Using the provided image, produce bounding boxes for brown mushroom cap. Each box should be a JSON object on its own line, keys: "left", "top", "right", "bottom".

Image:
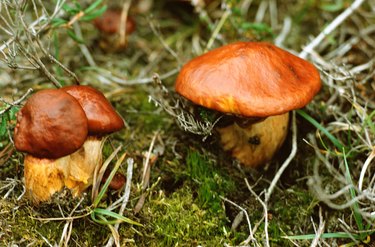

{"left": 175, "top": 42, "right": 321, "bottom": 118}
{"left": 93, "top": 9, "right": 136, "bottom": 35}
{"left": 102, "top": 170, "right": 126, "bottom": 190}
{"left": 61, "top": 85, "right": 124, "bottom": 135}
{"left": 14, "top": 89, "right": 88, "bottom": 159}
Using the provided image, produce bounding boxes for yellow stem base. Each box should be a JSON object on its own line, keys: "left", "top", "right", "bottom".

{"left": 24, "top": 136, "right": 103, "bottom": 203}
{"left": 217, "top": 113, "right": 289, "bottom": 168}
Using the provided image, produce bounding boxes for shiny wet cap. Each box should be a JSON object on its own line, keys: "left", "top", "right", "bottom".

{"left": 14, "top": 89, "right": 88, "bottom": 159}
{"left": 62, "top": 85, "right": 124, "bottom": 135}
{"left": 175, "top": 42, "right": 321, "bottom": 118}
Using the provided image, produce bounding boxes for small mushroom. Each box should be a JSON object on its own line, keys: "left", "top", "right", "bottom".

{"left": 93, "top": 8, "right": 136, "bottom": 51}
{"left": 102, "top": 170, "right": 126, "bottom": 190}
{"left": 14, "top": 89, "right": 89, "bottom": 202}
{"left": 61, "top": 85, "right": 125, "bottom": 193}
{"left": 175, "top": 42, "right": 321, "bottom": 167}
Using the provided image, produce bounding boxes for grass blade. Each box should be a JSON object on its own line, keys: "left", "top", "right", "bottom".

{"left": 284, "top": 232, "right": 360, "bottom": 240}
{"left": 343, "top": 150, "right": 364, "bottom": 233}
{"left": 92, "top": 208, "right": 142, "bottom": 226}
{"left": 92, "top": 147, "right": 124, "bottom": 207}
{"left": 296, "top": 109, "right": 345, "bottom": 152}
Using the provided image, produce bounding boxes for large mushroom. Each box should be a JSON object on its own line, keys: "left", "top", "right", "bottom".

{"left": 175, "top": 41, "right": 321, "bottom": 167}
{"left": 61, "top": 85, "right": 125, "bottom": 194}
{"left": 14, "top": 89, "right": 88, "bottom": 202}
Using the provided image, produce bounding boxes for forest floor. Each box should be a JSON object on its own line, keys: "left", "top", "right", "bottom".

{"left": 1, "top": 0, "right": 375, "bottom": 246}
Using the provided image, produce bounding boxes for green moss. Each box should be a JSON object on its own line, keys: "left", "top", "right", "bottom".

{"left": 144, "top": 187, "right": 230, "bottom": 246}
{"left": 132, "top": 149, "right": 242, "bottom": 246}
{"left": 268, "top": 187, "right": 319, "bottom": 245}
{"left": 185, "top": 150, "right": 235, "bottom": 212}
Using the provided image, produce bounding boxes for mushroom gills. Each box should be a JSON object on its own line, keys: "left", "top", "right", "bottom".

{"left": 217, "top": 113, "right": 289, "bottom": 167}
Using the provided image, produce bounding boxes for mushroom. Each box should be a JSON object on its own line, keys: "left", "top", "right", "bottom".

{"left": 93, "top": 8, "right": 136, "bottom": 51}
{"left": 102, "top": 170, "right": 126, "bottom": 190}
{"left": 175, "top": 41, "right": 321, "bottom": 167}
{"left": 14, "top": 89, "right": 89, "bottom": 202}
{"left": 61, "top": 85, "right": 125, "bottom": 194}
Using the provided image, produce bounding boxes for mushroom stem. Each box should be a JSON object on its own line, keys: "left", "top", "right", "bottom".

{"left": 24, "top": 154, "right": 68, "bottom": 203}
{"left": 64, "top": 136, "right": 104, "bottom": 196}
{"left": 217, "top": 113, "right": 289, "bottom": 167}
{"left": 24, "top": 136, "right": 105, "bottom": 202}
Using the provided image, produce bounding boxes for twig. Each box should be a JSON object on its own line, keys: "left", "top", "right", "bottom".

{"left": 134, "top": 132, "right": 159, "bottom": 213}
{"left": 268, "top": 0, "right": 278, "bottom": 30}
{"left": 119, "top": 0, "right": 132, "bottom": 47}
{"left": 274, "top": 16, "right": 291, "bottom": 47}
{"left": 254, "top": 1, "right": 267, "bottom": 23}
{"left": 0, "top": 178, "right": 19, "bottom": 199}
{"left": 0, "top": 88, "right": 33, "bottom": 115}
{"left": 149, "top": 73, "right": 221, "bottom": 139}
{"left": 105, "top": 158, "right": 134, "bottom": 247}
{"left": 18, "top": 10, "right": 62, "bottom": 87}
{"left": 310, "top": 207, "right": 325, "bottom": 247}
{"left": 300, "top": 0, "right": 366, "bottom": 59}
{"left": 31, "top": 212, "right": 91, "bottom": 221}
{"left": 59, "top": 197, "right": 85, "bottom": 247}
{"left": 245, "top": 178, "right": 269, "bottom": 247}
{"left": 0, "top": 0, "right": 69, "bottom": 87}
{"left": 205, "top": 5, "right": 231, "bottom": 51}
{"left": 73, "top": 22, "right": 96, "bottom": 67}
{"left": 0, "top": 144, "right": 13, "bottom": 165}
{"left": 149, "top": 19, "right": 181, "bottom": 65}
{"left": 35, "top": 37, "right": 80, "bottom": 85}
{"left": 265, "top": 111, "right": 297, "bottom": 202}
{"left": 36, "top": 231, "right": 54, "bottom": 247}
{"left": 359, "top": 148, "right": 375, "bottom": 191}
{"left": 220, "top": 195, "right": 259, "bottom": 247}
{"left": 93, "top": 67, "right": 179, "bottom": 85}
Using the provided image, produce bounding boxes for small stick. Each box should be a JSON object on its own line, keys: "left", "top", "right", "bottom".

{"left": 134, "top": 132, "right": 159, "bottom": 213}
{"left": 358, "top": 148, "right": 375, "bottom": 191}
{"left": 265, "top": 111, "right": 297, "bottom": 202}
{"left": 95, "top": 68, "right": 179, "bottom": 85}
{"left": 299, "top": 0, "right": 366, "bottom": 59}
{"left": 310, "top": 207, "right": 325, "bottom": 247}
{"left": 220, "top": 195, "right": 258, "bottom": 246}
{"left": 0, "top": 88, "right": 33, "bottom": 115}
{"left": 205, "top": 6, "right": 231, "bottom": 51}
{"left": 73, "top": 22, "right": 96, "bottom": 67}
{"left": 119, "top": 0, "right": 132, "bottom": 47}
{"left": 245, "top": 178, "right": 269, "bottom": 247}
{"left": 105, "top": 158, "right": 134, "bottom": 247}
{"left": 35, "top": 38, "right": 80, "bottom": 85}
{"left": 149, "top": 20, "right": 181, "bottom": 64}
{"left": 274, "top": 16, "right": 292, "bottom": 47}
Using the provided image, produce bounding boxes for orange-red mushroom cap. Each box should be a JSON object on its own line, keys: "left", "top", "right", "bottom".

{"left": 175, "top": 42, "right": 321, "bottom": 118}
{"left": 61, "top": 85, "right": 124, "bottom": 136}
{"left": 14, "top": 89, "right": 88, "bottom": 159}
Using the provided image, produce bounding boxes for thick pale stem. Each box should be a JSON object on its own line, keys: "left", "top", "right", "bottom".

{"left": 24, "top": 136, "right": 104, "bottom": 203}
{"left": 64, "top": 136, "right": 104, "bottom": 196}
{"left": 24, "top": 154, "right": 69, "bottom": 202}
{"left": 217, "top": 113, "right": 289, "bottom": 167}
